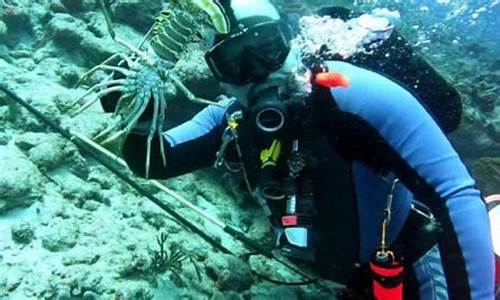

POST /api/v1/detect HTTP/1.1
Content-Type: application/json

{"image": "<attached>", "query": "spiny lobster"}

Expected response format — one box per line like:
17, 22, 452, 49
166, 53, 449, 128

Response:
70, 0, 230, 178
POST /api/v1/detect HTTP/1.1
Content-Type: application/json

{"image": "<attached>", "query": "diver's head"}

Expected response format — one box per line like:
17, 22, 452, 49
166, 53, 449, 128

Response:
204, 0, 296, 106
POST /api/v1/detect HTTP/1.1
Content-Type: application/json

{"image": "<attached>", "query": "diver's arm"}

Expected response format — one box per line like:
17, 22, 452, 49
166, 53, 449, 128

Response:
122, 98, 234, 179
326, 61, 494, 299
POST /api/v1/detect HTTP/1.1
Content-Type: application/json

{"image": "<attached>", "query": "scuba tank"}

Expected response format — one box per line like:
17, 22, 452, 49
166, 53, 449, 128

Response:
485, 194, 500, 288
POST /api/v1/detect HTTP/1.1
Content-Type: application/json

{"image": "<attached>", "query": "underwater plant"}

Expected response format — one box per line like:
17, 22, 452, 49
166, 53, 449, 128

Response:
150, 232, 202, 285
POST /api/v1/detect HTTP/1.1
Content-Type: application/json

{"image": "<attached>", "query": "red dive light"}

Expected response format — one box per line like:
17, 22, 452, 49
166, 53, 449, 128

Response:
485, 194, 500, 286
369, 257, 404, 300
314, 72, 351, 88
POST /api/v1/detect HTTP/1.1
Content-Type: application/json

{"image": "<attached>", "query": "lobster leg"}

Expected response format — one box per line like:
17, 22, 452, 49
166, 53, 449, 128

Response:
93, 117, 122, 141
158, 86, 167, 167
92, 93, 133, 142
112, 93, 134, 116
145, 87, 161, 178
102, 88, 152, 146
170, 74, 222, 107
77, 65, 132, 89
123, 89, 152, 133
71, 86, 125, 117
76, 53, 121, 87
70, 79, 126, 107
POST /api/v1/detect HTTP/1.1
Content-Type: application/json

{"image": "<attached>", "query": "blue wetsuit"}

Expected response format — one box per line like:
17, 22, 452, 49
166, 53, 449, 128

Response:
122, 61, 494, 299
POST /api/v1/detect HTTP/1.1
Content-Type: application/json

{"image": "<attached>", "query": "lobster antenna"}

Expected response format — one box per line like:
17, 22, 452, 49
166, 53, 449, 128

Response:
98, 0, 116, 40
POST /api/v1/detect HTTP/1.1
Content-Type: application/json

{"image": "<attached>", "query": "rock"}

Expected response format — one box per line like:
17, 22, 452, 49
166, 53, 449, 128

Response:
11, 222, 35, 244
28, 135, 74, 170
81, 199, 101, 211
449, 107, 493, 158
0, 132, 9, 145
0, 89, 7, 106
16, 133, 76, 170
41, 220, 78, 252
141, 209, 166, 229
57, 64, 81, 87
17, 96, 62, 132
85, 12, 109, 38
0, 89, 19, 122
33, 44, 59, 64
175, 50, 220, 96
470, 157, 500, 195
59, 176, 102, 206
68, 154, 91, 179
48, 13, 86, 45
87, 166, 116, 189
48, 13, 121, 65
79, 31, 122, 65
56, 292, 72, 300
0, 106, 9, 123
477, 92, 497, 113
0, 145, 44, 213
211, 291, 245, 300
50, 1, 68, 14
2, 4, 32, 34
82, 290, 99, 300
14, 132, 57, 151
250, 285, 299, 300
67, 111, 110, 138
0, 271, 23, 293
489, 60, 500, 72
111, 0, 162, 32
117, 281, 153, 300
117, 250, 152, 277
62, 248, 100, 266
56, 266, 104, 297
486, 119, 500, 142
61, 0, 95, 12
205, 254, 253, 292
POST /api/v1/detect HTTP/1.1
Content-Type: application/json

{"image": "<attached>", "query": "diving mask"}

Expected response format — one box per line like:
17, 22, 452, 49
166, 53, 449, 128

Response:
205, 20, 293, 85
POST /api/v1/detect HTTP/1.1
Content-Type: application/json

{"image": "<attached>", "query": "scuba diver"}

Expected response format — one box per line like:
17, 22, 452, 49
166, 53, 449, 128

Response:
115, 0, 494, 299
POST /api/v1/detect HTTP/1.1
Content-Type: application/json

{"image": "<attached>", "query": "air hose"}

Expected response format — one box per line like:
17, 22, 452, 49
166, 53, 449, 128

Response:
0, 84, 324, 288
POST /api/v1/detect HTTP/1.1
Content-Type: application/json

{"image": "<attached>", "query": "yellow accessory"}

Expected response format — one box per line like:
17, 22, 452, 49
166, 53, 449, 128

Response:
260, 140, 281, 168
228, 118, 239, 130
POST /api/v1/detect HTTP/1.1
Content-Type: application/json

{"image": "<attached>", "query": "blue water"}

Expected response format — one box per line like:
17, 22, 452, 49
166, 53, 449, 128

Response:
357, 0, 500, 56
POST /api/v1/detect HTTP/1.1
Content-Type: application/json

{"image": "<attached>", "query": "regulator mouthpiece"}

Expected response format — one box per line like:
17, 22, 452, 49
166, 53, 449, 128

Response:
256, 107, 286, 133
250, 85, 289, 134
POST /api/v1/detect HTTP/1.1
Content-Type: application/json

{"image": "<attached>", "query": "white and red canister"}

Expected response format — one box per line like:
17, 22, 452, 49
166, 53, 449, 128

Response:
485, 194, 500, 286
